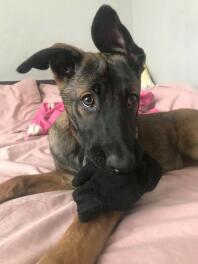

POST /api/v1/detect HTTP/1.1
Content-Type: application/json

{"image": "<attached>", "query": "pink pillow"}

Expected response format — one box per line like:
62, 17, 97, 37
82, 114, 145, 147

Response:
0, 79, 41, 133
151, 83, 198, 111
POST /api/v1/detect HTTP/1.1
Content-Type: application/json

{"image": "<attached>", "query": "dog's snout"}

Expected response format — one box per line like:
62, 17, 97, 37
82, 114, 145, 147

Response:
106, 154, 135, 174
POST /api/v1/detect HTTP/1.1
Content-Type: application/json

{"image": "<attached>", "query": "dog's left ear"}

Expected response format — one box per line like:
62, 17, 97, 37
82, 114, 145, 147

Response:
91, 5, 145, 76
16, 45, 83, 79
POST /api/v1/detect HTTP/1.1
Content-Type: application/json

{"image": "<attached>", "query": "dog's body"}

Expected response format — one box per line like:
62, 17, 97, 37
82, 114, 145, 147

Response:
0, 5, 198, 264
138, 109, 198, 171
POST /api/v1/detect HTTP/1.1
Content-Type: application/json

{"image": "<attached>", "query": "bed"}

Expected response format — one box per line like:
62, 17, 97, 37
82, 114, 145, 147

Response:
0, 79, 198, 264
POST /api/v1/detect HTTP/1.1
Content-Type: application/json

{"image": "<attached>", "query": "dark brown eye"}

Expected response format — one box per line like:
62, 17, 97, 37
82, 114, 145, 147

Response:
128, 93, 138, 106
81, 94, 96, 110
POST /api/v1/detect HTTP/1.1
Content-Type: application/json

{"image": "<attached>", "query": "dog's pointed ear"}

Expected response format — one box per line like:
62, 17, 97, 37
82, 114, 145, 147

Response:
91, 5, 145, 76
17, 45, 82, 78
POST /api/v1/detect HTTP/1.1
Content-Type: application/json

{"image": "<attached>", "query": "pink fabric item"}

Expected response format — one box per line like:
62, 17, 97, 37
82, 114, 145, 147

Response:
27, 102, 64, 136
0, 82, 198, 264
139, 91, 158, 114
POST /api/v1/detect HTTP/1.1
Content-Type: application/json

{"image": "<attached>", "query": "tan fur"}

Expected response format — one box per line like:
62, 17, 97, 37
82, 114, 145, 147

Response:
138, 109, 198, 172
0, 171, 73, 203
37, 212, 122, 264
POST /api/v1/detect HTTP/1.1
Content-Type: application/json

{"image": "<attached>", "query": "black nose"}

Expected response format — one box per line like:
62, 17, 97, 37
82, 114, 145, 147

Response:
106, 154, 135, 174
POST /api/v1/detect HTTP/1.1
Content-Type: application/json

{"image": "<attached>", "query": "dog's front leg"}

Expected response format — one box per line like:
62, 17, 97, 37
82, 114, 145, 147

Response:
0, 171, 73, 203
37, 212, 123, 264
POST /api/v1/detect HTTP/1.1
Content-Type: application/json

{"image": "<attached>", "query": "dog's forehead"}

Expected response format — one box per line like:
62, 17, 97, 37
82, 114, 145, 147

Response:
80, 52, 137, 85
80, 52, 106, 79
105, 54, 137, 81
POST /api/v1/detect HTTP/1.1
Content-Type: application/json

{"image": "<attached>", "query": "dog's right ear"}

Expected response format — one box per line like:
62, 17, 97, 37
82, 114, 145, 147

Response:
91, 5, 145, 76
17, 45, 83, 78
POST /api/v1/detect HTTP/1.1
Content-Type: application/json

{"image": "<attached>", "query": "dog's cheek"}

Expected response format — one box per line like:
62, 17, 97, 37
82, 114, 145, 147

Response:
70, 108, 94, 147
73, 102, 96, 129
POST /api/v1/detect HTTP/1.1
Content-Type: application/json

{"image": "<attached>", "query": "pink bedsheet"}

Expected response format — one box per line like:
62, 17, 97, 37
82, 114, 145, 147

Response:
0, 81, 198, 264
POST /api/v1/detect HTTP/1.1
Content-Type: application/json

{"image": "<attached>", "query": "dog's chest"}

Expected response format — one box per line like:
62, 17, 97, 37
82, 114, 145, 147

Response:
49, 112, 82, 173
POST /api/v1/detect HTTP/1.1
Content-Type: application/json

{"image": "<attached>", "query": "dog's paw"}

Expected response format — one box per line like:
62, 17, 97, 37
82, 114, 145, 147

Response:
73, 169, 141, 222
73, 180, 103, 222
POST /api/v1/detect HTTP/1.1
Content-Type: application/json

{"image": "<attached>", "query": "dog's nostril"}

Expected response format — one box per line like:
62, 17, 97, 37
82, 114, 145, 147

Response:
106, 154, 134, 174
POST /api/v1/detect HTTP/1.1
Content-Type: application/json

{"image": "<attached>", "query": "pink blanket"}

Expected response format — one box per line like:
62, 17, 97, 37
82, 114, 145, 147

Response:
0, 80, 198, 264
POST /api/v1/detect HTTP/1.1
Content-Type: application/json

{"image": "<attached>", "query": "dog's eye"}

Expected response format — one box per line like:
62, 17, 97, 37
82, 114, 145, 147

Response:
128, 93, 138, 106
81, 94, 96, 111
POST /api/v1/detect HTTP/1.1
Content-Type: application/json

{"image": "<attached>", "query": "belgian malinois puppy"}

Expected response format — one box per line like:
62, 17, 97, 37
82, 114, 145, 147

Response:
0, 5, 198, 264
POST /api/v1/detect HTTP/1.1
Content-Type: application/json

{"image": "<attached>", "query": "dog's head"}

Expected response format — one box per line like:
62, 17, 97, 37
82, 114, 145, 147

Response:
17, 5, 145, 174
